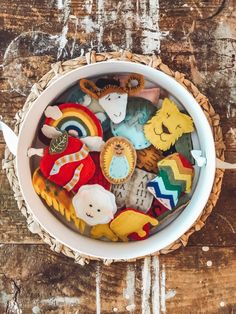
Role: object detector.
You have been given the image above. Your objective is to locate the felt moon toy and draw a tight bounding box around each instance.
[80,74,144,124]
[72,184,117,226]
[39,133,96,193]
[42,103,103,140]
[100,137,137,184]
[111,97,156,150]
[147,153,194,210]
[144,98,194,151]
[109,208,158,242]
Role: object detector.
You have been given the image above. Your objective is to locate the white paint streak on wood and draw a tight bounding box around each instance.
[216,213,236,233]
[40,296,80,306]
[69,15,79,57]
[2,31,59,95]
[96,263,101,314]
[124,264,136,313]
[57,0,71,59]
[119,1,135,51]
[141,257,151,314]
[138,0,161,53]
[85,0,94,14]
[151,256,160,314]
[165,289,176,300]
[57,0,64,10]
[79,0,168,53]
[126,304,136,311]
[97,0,105,52]
[160,265,166,313]
[212,13,236,115]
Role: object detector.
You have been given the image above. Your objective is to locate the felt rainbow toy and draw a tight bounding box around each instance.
[44,103,103,138]
[147,153,194,210]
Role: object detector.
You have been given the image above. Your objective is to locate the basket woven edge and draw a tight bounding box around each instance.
[2,51,225,265]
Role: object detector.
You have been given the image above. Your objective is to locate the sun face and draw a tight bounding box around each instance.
[144,98,194,151]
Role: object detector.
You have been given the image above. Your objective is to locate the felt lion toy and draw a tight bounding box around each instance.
[144,98,194,151]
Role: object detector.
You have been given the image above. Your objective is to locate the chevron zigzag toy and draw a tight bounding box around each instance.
[147,153,194,210]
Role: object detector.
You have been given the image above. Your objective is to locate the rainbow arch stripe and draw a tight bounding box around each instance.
[44,103,103,138]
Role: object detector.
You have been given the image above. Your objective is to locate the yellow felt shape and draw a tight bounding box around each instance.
[144,98,194,151]
[32,168,86,233]
[100,137,137,184]
[90,224,118,242]
[110,209,158,242]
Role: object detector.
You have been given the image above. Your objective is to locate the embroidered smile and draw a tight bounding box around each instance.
[86,213,94,218]
[153,129,167,142]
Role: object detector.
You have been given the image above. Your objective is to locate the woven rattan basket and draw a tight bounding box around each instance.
[3,51,225,265]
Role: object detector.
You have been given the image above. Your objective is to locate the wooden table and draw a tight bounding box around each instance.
[0,1,235,313]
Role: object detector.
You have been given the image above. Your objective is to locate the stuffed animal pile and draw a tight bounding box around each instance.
[29,73,197,242]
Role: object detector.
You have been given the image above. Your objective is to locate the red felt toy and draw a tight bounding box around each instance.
[128,223,150,241]
[147,198,169,218]
[87,152,111,191]
[40,134,95,193]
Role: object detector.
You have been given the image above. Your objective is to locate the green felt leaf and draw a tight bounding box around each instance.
[49,131,68,155]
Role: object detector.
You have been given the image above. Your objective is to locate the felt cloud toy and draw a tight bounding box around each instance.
[144,98,194,151]
[79,74,144,124]
[72,184,117,226]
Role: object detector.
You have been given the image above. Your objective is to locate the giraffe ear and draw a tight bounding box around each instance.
[124,74,145,96]
[79,79,100,99]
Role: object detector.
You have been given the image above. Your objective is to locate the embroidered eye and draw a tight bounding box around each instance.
[176,124,182,129]
[89,204,93,207]
[97,209,101,212]
[166,113,170,118]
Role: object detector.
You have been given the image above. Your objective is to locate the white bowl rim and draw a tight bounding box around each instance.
[16,60,216,260]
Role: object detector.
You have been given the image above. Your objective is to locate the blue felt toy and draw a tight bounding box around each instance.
[110,97,156,150]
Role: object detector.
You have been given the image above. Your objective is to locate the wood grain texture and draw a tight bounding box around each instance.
[0,245,235,313]
[0,0,236,313]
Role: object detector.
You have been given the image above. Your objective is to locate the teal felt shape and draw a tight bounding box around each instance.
[110,97,156,150]
[175,133,194,164]
[57,84,90,105]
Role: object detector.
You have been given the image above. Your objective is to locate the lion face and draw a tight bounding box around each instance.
[144,98,194,151]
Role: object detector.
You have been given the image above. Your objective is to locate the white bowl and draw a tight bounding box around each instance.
[16,61,216,260]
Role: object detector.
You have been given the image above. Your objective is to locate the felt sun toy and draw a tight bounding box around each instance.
[144,98,194,151]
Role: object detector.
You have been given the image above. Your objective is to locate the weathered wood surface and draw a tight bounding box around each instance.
[0,245,235,314]
[0,0,236,313]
